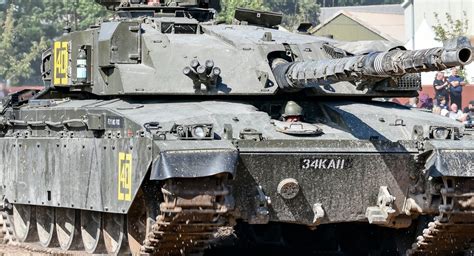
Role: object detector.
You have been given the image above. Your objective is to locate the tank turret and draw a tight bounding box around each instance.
[40,4,473,98]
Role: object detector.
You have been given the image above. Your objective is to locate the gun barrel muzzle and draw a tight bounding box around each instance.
[441,47,472,66]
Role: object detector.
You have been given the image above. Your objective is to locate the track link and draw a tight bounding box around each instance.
[407,177,474,255]
[141,175,232,256]
[0,208,15,245]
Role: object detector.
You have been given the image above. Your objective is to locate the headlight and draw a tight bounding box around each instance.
[431,127,451,140]
[193,126,206,138]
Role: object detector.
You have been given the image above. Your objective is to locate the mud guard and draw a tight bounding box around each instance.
[151,140,238,180]
[424,140,474,177]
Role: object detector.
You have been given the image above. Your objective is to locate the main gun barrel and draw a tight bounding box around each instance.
[273,44,473,90]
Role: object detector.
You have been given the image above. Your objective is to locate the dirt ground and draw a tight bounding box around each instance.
[0,244,80,255]
[0,244,35,255]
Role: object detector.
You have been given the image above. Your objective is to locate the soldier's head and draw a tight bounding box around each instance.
[282,101,303,122]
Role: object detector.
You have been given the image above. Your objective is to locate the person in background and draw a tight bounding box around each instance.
[433,71,449,106]
[441,108,449,117]
[448,103,465,121]
[463,100,474,127]
[463,100,474,114]
[438,96,448,110]
[405,97,418,108]
[448,67,467,108]
[432,106,442,115]
[418,94,433,110]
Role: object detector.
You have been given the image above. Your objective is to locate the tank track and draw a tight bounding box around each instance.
[141,176,232,256]
[0,207,69,254]
[0,176,232,255]
[407,177,474,255]
[0,208,15,245]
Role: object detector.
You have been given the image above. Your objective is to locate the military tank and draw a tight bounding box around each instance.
[0,0,473,255]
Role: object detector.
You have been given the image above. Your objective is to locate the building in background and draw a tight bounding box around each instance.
[311,5,405,42]
[318,4,404,24]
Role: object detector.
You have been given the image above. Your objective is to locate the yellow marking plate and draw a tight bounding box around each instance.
[118,152,132,201]
[53,41,69,86]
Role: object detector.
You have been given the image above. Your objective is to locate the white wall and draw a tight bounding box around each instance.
[403,0,474,84]
[405,19,444,84]
[413,0,474,37]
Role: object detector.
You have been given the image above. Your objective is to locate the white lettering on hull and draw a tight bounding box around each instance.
[301,158,349,170]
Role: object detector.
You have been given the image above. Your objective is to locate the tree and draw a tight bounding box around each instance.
[69,0,110,31]
[266,0,320,29]
[432,12,469,42]
[218,0,320,30]
[218,0,267,23]
[0,0,108,85]
[319,0,401,7]
[0,4,47,85]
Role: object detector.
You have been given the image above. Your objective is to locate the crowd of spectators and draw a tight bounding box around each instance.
[402,67,473,127]
[429,68,473,127]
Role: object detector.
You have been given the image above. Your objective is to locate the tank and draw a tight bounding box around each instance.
[0,0,473,255]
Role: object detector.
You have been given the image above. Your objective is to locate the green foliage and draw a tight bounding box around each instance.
[432,12,469,42]
[265,0,319,29]
[218,0,268,23]
[458,69,469,84]
[0,4,47,85]
[68,0,110,31]
[0,0,108,85]
[218,0,320,30]
[319,0,401,7]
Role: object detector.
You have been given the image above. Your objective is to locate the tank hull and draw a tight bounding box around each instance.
[0,99,473,254]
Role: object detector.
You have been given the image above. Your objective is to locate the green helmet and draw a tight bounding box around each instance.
[282,101,303,117]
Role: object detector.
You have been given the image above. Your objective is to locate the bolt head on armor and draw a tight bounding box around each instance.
[277,178,300,200]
